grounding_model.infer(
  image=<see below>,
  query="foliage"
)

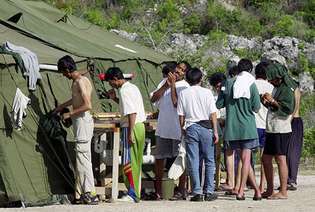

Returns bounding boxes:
[303,127,315,158]
[298,53,315,78]
[233,48,262,62]
[270,15,308,39]
[300,94,315,158]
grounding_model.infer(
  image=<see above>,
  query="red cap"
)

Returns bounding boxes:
[98,73,106,81]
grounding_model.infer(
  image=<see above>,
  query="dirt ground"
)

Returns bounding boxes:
[1,171,315,212]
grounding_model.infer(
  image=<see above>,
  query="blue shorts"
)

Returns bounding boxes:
[257,128,266,148]
[228,139,259,150]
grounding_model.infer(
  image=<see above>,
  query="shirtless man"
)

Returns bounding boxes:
[286,86,303,191]
[54,55,98,204]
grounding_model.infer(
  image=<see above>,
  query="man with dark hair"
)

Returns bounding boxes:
[162,61,177,78]
[216,58,262,201]
[150,62,190,200]
[177,68,218,202]
[228,66,239,78]
[105,67,146,202]
[254,62,274,192]
[54,55,98,204]
[238,58,253,73]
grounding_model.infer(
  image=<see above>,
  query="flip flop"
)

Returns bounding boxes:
[261,192,273,199]
[253,196,262,201]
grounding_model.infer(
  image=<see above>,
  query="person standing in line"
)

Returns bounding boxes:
[208,72,228,190]
[177,68,218,202]
[286,85,304,191]
[262,63,296,199]
[105,67,146,202]
[253,62,274,193]
[150,62,190,200]
[216,59,262,201]
[55,55,99,204]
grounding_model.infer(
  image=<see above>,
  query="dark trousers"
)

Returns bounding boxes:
[286,117,304,184]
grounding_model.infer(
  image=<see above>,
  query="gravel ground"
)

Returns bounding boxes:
[0,174,314,212]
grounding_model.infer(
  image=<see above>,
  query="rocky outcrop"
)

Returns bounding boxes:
[110,29,139,42]
[299,72,314,93]
[227,35,262,50]
[164,33,207,54]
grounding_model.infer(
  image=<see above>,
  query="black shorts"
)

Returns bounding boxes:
[264,133,291,155]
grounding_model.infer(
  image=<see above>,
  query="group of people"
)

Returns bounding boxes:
[54,54,303,204]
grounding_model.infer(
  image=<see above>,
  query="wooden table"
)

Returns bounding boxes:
[93,114,157,202]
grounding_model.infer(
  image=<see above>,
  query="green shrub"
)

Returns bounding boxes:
[271,15,308,39]
[303,127,315,158]
[183,13,202,34]
[233,48,262,62]
[207,1,261,37]
[84,9,105,26]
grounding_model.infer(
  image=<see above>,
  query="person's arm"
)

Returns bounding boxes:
[210,112,219,144]
[169,73,178,107]
[54,99,72,112]
[150,81,169,103]
[292,88,301,117]
[251,84,261,113]
[262,93,280,109]
[128,113,137,144]
[107,89,119,104]
[179,115,185,136]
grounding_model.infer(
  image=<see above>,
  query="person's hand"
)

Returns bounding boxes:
[127,132,135,145]
[62,112,71,120]
[262,93,273,102]
[213,132,219,144]
[107,89,117,100]
[53,105,64,115]
[167,72,176,87]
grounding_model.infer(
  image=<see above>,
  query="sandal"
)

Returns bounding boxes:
[143,192,162,201]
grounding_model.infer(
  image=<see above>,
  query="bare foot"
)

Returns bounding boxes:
[267,192,288,200]
[259,186,265,193]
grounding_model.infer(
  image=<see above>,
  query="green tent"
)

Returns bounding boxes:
[0,0,170,206]
[0,0,171,111]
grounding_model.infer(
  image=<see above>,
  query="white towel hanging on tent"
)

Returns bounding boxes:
[11,88,31,130]
[4,41,41,90]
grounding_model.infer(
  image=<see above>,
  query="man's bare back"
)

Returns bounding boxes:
[72,75,92,112]
[293,88,301,118]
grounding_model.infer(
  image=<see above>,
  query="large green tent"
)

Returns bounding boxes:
[0,0,170,111]
[0,0,170,206]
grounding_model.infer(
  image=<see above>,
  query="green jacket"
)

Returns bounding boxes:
[216,78,261,141]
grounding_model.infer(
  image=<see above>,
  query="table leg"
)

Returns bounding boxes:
[110,127,120,202]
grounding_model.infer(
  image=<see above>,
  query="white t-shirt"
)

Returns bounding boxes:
[151,79,190,140]
[119,81,146,127]
[254,79,274,129]
[177,85,217,129]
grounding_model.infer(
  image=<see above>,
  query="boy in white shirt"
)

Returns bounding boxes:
[177,68,218,202]
[105,67,146,203]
